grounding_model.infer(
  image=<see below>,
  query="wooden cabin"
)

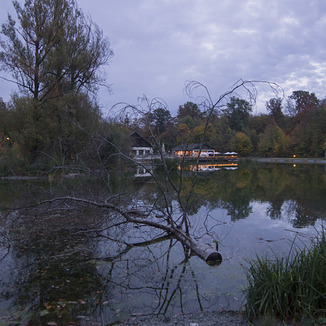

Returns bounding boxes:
[130,132,153,158]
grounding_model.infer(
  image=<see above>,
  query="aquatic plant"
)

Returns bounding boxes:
[244,229,326,324]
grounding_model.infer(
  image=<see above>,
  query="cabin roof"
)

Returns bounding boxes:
[171,143,215,151]
[130,132,152,148]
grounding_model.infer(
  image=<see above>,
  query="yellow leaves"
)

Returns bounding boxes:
[233,132,253,156]
[176,123,191,143]
[44,302,52,310]
[176,122,214,144]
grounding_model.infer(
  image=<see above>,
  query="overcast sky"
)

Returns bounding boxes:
[1,0,326,116]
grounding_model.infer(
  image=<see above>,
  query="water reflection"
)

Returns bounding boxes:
[179,162,326,227]
[95,237,208,320]
[134,164,153,178]
[178,163,238,172]
[0,203,105,325]
[0,163,325,324]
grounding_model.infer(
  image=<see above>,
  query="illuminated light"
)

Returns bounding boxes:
[177,163,238,171]
[293,164,296,167]
[293,154,296,158]
[6,137,10,140]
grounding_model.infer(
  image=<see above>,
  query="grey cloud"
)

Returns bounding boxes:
[1,0,326,114]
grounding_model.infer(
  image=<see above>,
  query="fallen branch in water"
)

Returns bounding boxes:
[35,196,222,265]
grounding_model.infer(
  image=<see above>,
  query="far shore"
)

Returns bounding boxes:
[1,157,326,180]
[246,157,326,164]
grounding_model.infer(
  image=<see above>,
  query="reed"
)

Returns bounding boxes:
[244,230,326,324]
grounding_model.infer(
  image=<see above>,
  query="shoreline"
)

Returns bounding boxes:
[1,157,325,180]
[121,311,252,326]
[245,157,326,165]
[122,310,295,326]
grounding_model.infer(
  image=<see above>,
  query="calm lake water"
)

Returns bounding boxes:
[0,162,325,325]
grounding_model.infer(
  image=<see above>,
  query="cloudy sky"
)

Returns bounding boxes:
[1,0,326,115]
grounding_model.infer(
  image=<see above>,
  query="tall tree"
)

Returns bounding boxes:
[289,105,326,157]
[266,97,284,126]
[151,107,172,135]
[223,96,252,132]
[209,116,233,152]
[248,114,270,152]
[0,97,6,111]
[0,98,8,156]
[286,91,319,118]
[177,102,202,129]
[0,0,113,102]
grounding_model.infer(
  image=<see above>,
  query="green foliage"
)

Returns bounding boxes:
[159,121,178,150]
[3,93,102,168]
[0,0,112,101]
[232,132,253,156]
[266,97,284,126]
[98,119,131,167]
[0,0,114,173]
[248,114,270,153]
[177,102,202,129]
[244,230,326,323]
[249,114,270,136]
[0,103,8,159]
[206,116,234,152]
[289,90,319,116]
[224,97,252,132]
[150,107,172,135]
[176,123,191,143]
[258,123,288,157]
[289,105,326,157]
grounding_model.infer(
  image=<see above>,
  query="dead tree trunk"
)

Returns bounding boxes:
[115,210,222,266]
[38,196,222,265]
[171,226,222,265]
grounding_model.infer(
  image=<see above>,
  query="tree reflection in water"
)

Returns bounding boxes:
[0,201,224,324]
[0,162,326,324]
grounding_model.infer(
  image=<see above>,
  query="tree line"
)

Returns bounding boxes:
[126,90,326,158]
[1,0,326,176]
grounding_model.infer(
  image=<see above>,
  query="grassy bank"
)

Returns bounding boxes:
[244,230,326,325]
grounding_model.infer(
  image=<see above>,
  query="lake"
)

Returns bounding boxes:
[0,161,325,325]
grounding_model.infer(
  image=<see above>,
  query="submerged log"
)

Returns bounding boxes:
[188,237,222,266]
[172,227,222,266]
[35,197,222,266]
[107,210,223,266]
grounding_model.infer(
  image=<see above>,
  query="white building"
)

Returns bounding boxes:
[130,132,153,158]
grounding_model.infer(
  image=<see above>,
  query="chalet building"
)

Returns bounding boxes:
[171,143,216,157]
[130,132,153,158]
